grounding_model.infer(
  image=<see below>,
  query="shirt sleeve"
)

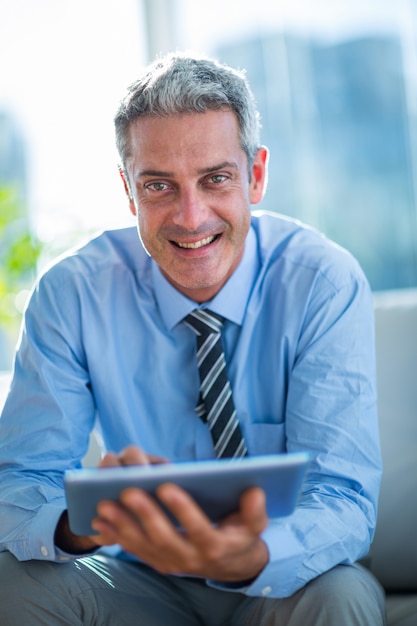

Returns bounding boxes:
[210,269,381,598]
[0,266,96,561]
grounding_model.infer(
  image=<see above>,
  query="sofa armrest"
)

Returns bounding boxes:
[366,289,417,591]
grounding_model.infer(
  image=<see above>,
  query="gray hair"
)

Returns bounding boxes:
[114,52,261,172]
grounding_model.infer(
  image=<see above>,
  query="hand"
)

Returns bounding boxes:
[98,445,168,468]
[91,480,270,583]
[55,445,166,554]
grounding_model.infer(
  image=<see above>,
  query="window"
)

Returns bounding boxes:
[1,0,417,368]
[177,0,417,291]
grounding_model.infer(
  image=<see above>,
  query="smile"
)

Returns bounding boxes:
[174,235,218,249]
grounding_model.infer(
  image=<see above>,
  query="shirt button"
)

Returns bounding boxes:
[41,546,48,557]
[261,585,272,596]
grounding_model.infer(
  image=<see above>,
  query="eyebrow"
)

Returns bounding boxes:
[136,161,239,179]
[137,169,173,178]
[197,161,239,175]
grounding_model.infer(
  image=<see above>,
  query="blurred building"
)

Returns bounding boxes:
[217,33,417,291]
[0,110,27,193]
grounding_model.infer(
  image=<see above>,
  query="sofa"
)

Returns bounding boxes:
[0,288,416,624]
[364,289,417,625]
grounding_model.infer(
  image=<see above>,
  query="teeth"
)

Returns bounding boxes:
[176,236,216,249]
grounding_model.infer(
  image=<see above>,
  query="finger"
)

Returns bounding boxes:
[90,516,120,545]
[98,448,168,468]
[98,452,120,467]
[155,483,216,544]
[117,488,197,571]
[147,453,169,465]
[118,446,152,466]
[94,497,150,549]
[117,446,168,466]
[239,487,268,534]
[119,487,186,539]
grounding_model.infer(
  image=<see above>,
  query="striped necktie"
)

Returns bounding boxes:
[184,309,248,458]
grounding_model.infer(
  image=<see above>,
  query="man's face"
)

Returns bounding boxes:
[124,109,267,302]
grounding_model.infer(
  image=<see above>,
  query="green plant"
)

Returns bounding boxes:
[0,186,43,328]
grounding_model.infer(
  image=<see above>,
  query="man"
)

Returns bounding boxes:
[0,52,385,624]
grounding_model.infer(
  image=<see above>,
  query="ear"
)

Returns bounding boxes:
[119,166,136,216]
[249,147,269,205]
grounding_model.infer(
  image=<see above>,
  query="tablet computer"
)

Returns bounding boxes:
[64,452,310,536]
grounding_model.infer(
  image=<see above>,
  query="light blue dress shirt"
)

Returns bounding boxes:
[0,211,382,598]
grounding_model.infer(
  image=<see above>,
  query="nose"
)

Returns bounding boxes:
[172,187,208,231]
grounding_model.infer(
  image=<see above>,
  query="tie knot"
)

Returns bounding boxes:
[184,309,224,337]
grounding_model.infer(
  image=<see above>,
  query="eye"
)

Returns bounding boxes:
[210,174,227,184]
[145,181,170,192]
[203,174,229,187]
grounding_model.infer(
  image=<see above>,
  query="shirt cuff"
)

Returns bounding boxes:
[208,519,306,598]
[28,502,96,562]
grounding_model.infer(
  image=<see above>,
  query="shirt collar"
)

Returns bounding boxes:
[153,226,259,330]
